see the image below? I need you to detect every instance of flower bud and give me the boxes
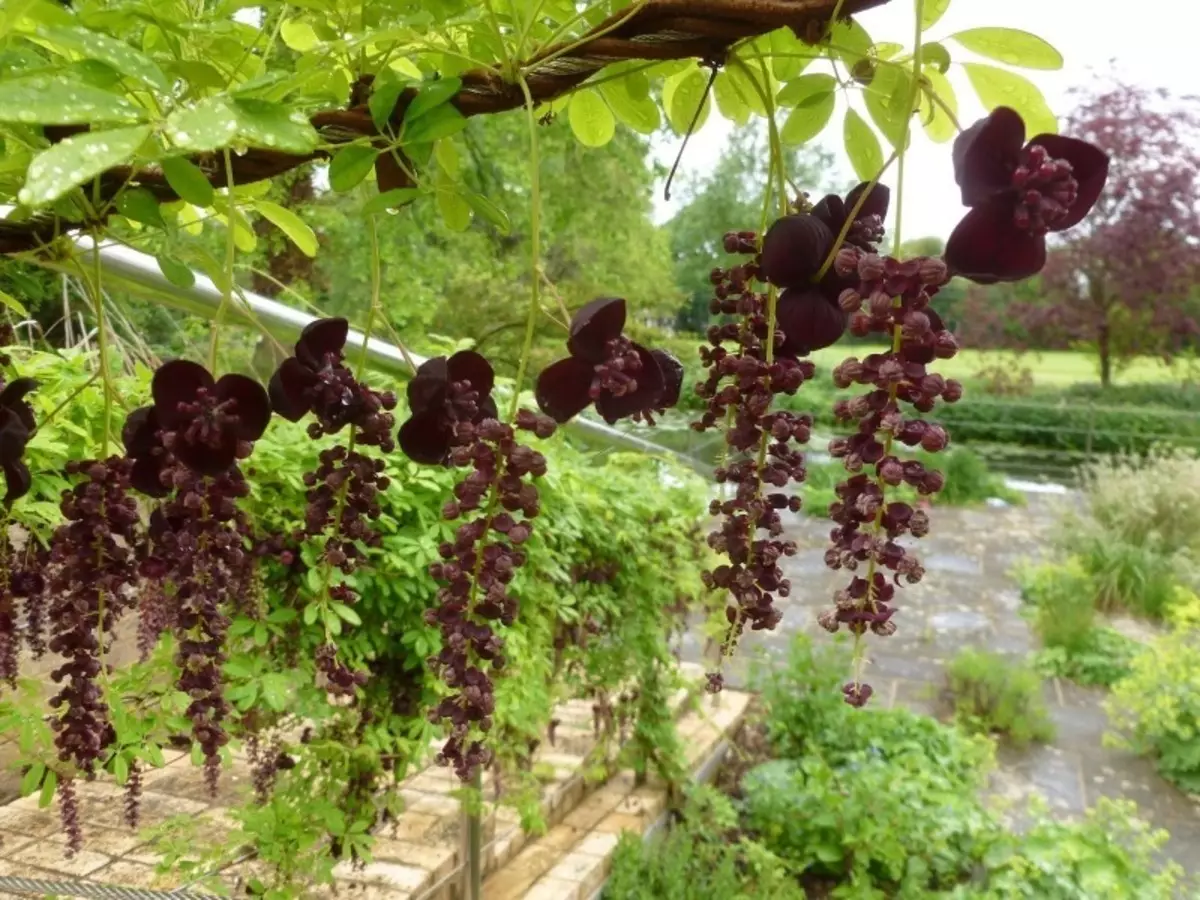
[838,288,863,312]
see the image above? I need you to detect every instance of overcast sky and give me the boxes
[649,0,1196,241]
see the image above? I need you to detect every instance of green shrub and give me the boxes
[1020,558,1098,652]
[1071,531,1185,619]
[1034,627,1141,688]
[1064,381,1200,412]
[945,648,1055,747]
[1106,592,1200,792]
[604,786,803,900]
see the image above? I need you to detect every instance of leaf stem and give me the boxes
[209,149,237,373]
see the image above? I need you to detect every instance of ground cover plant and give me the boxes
[0,0,1122,893]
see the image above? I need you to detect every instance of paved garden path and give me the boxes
[681,491,1200,874]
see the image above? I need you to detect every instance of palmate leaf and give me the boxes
[918,68,958,143]
[18,124,152,206]
[662,68,711,136]
[921,0,952,32]
[843,107,884,181]
[780,90,835,145]
[35,25,170,93]
[568,89,615,147]
[951,27,1063,70]
[963,62,1057,135]
[253,201,317,257]
[599,73,660,134]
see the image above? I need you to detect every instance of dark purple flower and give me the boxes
[0,377,36,505]
[398,351,497,465]
[811,182,890,252]
[124,361,270,489]
[269,318,351,422]
[775,288,848,356]
[945,107,1110,283]
[535,298,682,425]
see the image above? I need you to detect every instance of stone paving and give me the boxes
[681,490,1200,875]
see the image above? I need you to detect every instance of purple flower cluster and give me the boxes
[692,236,819,690]
[303,447,387,574]
[820,250,962,705]
[47,458,140,852]
[402,353,556,778]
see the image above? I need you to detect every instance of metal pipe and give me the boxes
[68,237,694,463]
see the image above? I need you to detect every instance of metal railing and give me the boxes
[71,237,693,465]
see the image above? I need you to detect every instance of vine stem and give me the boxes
[850,0,926,689]
[209,148,237,373]
[90,235,113,457]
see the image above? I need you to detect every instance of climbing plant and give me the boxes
[0,0,1109,892]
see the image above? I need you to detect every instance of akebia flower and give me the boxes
[811,182,890,252]
[398,351,497,465]
[535,297,683,424]
[945,106,1109,283]
[268,318,397,450]
[126,361,270,487]
[0,377,37,505]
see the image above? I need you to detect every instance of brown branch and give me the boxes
[0,0,887,255]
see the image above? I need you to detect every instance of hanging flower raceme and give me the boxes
[269,318,397,451]
[693,232,818,692]
[47,457,141,852]
[401,351,557,779]
[944,106,1109,283]
[820,249,962,707]
[535,298,683,425]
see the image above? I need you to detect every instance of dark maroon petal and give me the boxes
[901,343,936,365]
[953,107,1025,207]
[2,460,30,506]
[945,201,1047,284]
[215,374,271,441]
[759,215,835,289]
[129,455,169,498]
[1028,133,1110,231]
[926,309,946,332]
[268,359,316,422]
[398,410,452,465]
[811,194,847,233]
[122,406,159,456]
[447,350,495,398]
[776,288,847,356]
[0,377,37,432]
[407,357,449,415]
[479,396,498,421]
[595,344,665,424]
[0,408,27,464]
[651,350,684,410]
[295,318,349,368]
[845,182,890,220]
[535,356,595,423]
[567,298,626,363]
[174,435,237,476]
[152,360,214,428]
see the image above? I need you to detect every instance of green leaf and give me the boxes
[302,603,318,626]
[255,200,317,257]
[712,72,749,125]
[843,108,884,182]
[435,139,460,176]
[0,76,145,125]
[156,254,195,288]
[146,744,165,768]
[951,27,1063,70]
[117,187,164,228]
[20,763,44,797]
[261,674,289,712]
[404,77,462,123]
[280,20,319,52]
[362,187,420,215]
[403,105,468,145]
[923,42,951,74]
[38,769,56,809]
[437,187,471,232]
[160,156,214,207]
[776,73,836,108]
[465,193,511,234]
[862,63,914,149]
[662,68,711,136]
[963,62,1056,135]
[567,90,615,148]
[0,290,29,317]
[112,753,129,786]
[598,76,660,135]
[828,18,872,70]
[233,98,320,154]
[166,97,239,152]
[331,603,362,626]
[38,26,169,93]
[780,90,835,146]
[921,0,952,31]
[369,72,407,132]
[19,124,151,207]
[769,28,813,82]
[329,144,379,192]
[918,69,958,143]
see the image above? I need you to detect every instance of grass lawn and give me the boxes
[809,347,1182,388]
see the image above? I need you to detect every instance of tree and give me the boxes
[666,129,834,332]
[1039,82,1200,387]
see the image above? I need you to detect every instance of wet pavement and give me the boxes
[680,491,1200,875]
